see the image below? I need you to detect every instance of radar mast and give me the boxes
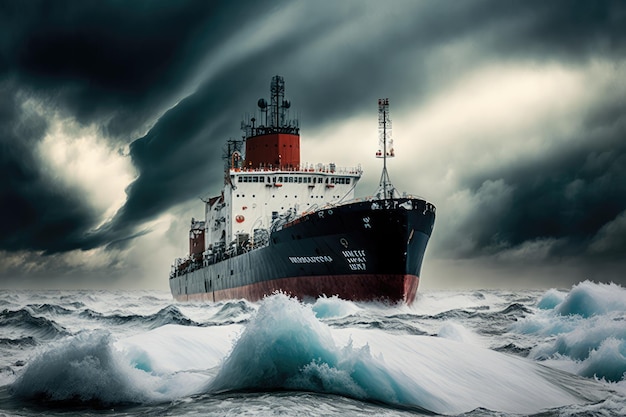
[376,98,398,200]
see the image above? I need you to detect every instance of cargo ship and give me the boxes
[169,76,435,304]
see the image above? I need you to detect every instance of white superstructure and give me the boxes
[206,164,362,252]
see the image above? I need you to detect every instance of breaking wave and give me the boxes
[6,288,619,414]
[514,280,626,383]
[208,294,605,414]
[10,330,152,405]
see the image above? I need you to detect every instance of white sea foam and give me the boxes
[10,325,241,404]
[515,280,626,383]
[10,330,154,404]
[556,280,626,317]
[7,289,618,414]
[537,288,567,310]
[409,290,501,315]
[207,294,606,414]
[312,295,360,319]
[436,320,482,346]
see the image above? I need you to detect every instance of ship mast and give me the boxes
[222,138,243,184]
[376,98,397,200]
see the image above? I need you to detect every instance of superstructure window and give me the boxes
[238,177,242,183]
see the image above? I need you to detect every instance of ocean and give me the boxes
[0,280,625,416]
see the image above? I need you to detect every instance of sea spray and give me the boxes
[517,281,626,383]
[3,286,621,415]
[579,337,626,382]
[208,293,341,391]
[10,330,152,404]
[312,295,360,319]
[556,280,626,317]
[9,324,235,405]
[537,288,566,310]
[207,293,606,414]
[208,293,425,408]
[437,320,481,345]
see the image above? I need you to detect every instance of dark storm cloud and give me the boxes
[0,0,625,283]
[0,0,276,138]
[112,0,626,236]
[0,81,99,252]
[450,98,626,261]
[0,0,277,254]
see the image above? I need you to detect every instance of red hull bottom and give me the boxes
[173,274,420,305]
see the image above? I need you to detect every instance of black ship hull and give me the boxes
[169,198,435,304]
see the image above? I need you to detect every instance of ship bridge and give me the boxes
[219,163,362,244]
[205,75,362,249]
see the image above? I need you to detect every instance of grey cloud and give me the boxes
[442,98,626,262]
[0,82,100,253]
[0,0,625,286]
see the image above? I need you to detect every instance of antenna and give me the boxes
[222,139,243,183]
[243,76,299,138]
[269,75,285,128]
[376,98,397,200]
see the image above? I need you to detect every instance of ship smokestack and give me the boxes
[242,76,300,170]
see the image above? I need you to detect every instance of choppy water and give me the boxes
[1,280,625,416]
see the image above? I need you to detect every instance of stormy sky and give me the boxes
[1,0,625,290]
